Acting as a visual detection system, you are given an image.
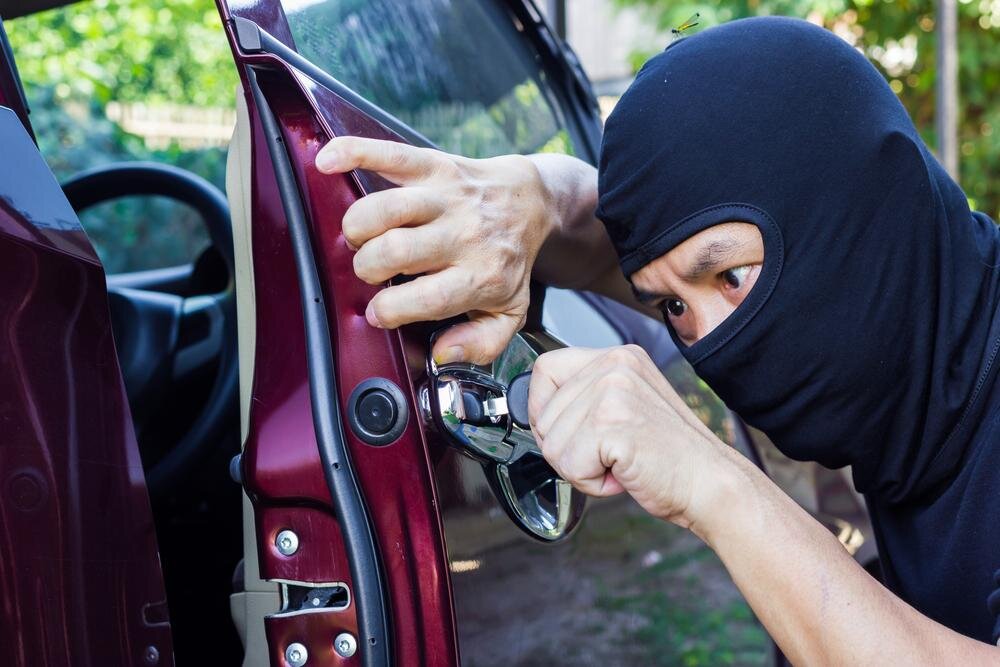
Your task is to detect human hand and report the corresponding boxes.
[316,136,555,365]
[528,345,738,529]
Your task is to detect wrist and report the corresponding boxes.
[525,153,563,242]
[683,444,760,547]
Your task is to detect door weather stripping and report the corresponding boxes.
[233,17,434,149]
[245,67,390,667]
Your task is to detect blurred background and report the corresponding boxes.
[4,0,997,272]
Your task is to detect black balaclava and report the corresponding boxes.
[597,17,1000,640]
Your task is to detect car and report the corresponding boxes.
[0,1,875,664]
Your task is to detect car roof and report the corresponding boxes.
[1,0,77,21]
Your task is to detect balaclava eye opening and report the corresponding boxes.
[597,17,1000,503]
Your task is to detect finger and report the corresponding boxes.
[431,313,522,366]
[526,347,607,433]
[533,349,630,439]
[541,392,623,497]
[365,268,478,329]
[342,187,445,250]
[315,136,444,185]
[353,225,454,285]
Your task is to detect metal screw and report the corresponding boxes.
[143,646,160,665]
[333,632,357,658]
[285,642,308,667]
[276,529,299,556]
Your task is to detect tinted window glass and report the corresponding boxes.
[281,0,573,158]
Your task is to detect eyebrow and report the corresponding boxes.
[683,238,740,281]
[630,238,744,306]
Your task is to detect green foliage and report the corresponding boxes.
[612,0,1000,220]
[4,0,236,272]
[7,0,238,107]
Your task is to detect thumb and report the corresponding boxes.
[431,313,521,366]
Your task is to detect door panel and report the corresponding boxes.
[217,3,459,663]
[0,107,173,666]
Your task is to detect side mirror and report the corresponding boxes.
[420,330,586,541]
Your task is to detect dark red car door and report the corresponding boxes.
[0,35,174,666]
[217,3,458,666]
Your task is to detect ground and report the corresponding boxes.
[450,495,770,666]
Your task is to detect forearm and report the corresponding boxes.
[697,452,998,666]
[526,153,661,317]
[528,153,618,290]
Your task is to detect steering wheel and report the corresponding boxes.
[62,162,239,499]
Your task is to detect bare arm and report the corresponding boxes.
[528,153,659,318]
[528,345,1000,667]
[315,138,655,365]
[703,453,998,666]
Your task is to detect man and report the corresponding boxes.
[315,17,1000,664]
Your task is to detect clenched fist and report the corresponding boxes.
[528,345,741,531]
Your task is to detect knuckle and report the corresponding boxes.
[339,136,363,162]
[385,144,411,171]
[352,248,378,284]
[598,369,635,393]
[472,336,506,365]
[429,153,461,181]
[417,279,449,315]
[623,344,650,362]
[369,293,395,327]
[606,346,636,365]
[378,229,412,269]
[476,266,514,302]
[342,204,366,242]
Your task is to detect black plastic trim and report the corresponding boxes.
[245,66,390,667]
[347,378,409,446]
[503,0,603,165]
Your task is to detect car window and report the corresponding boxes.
[77,197,211,275]
[542,288,624,348]
[5,3,235,275]
[280,0,574,158]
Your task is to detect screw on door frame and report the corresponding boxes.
[143,646,160,665]
[276,529,299,556]
[285,642,308,666]
[333,632,358,658]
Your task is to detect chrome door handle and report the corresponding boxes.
[420,330,586,541]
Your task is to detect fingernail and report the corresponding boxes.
[365,301,383,328]
[434,346,465,365]
[315,149,341,172]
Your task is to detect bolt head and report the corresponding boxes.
[285,642,308,667]
[333,632,357,658]
[276,529,299,556]
[143,646,160,665]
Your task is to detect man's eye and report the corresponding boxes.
[723,265,753,289]
[663,299,687,318]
